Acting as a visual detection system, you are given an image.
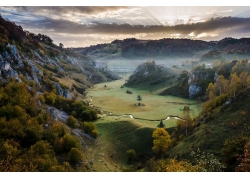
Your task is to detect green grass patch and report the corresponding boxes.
[87,75,200,120]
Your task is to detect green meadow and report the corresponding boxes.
[87,75,200,121]
[76,74,202,171]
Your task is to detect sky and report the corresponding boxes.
[1,1,250,47]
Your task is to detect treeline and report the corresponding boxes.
[75,37,210,59]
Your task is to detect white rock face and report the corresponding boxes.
[55,83,71,98]
[214,72,218,82]
[189,84,201,98]
[8,45,24,68]
[0,45,24,82]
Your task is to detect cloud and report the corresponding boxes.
[19,16,250,36]
[7,6,128,15]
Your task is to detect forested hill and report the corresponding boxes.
[73,37,250,61]
[73,38,210,60]
[0,14,120,172]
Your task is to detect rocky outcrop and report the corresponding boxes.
[187,65,215,98]
[54,83,71,98]
[27,60,43,84]
[189,84,201,98]
[1,45,24,68]
[0,45,24,82]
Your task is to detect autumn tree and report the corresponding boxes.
[69,148,83,164]
[247,75,250,87]
[165,158,199,172]
[67,115,77,128]
[90,129,98,138]
[214,75,229,96]
[206,83,215,101]
[236,141,250,172]
[221,136,249,171]
[239,70,248,88]
[26,140,58,171]
[152,128,172,155]
[62,134,80,152]
[229,73,241,98]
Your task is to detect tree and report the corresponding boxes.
[126,149,136,162]
[67,115,77,128]
[247,75,250,87]
[69,148,83,164]
[214,75,228,96]
[81,121,96,135]
[158,120,165,128]
[239,70,248,88]
[212,60,220,68]
[236,141,250,172]
[221,136,249,171]
[27,140,58,171]
[165,158,199,172]
[206,83,215,100]
[59,43,64,48]
[229,73,241,98]
[90,129,98,138]
[152,128,172,155]
[63,134,80,152]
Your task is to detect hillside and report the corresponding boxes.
[0,14,121,172]
[73,38,210,61]
[0,14,120,97]
[124,60,178,87]
[73,37,250,63]
[168,86,250,171]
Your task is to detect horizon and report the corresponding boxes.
[1,6,250,48]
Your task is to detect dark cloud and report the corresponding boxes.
[19,16,250,36]
[12,6,128,15]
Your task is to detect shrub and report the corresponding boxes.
[90,129,98,138]
[67,115,77,129]
[126,149,136,162]
[69,148,83,164]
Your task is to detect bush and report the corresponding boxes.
[81,121,96,134]
[67,115,77,128]
[90,129,98,138]
[126,149,136,162]
[62,134,80,152]
[69,148,83,164]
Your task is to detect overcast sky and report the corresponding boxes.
[1,3,250,47]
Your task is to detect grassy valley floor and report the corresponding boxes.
[75,74,202,171]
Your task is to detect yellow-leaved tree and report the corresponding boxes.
[152,128,172,155]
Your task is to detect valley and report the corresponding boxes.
[86,74,200,121]
[74,74,200,171]
[1,8,250,172]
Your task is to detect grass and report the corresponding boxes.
[87,75,200,120]
[77,74,202,171]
